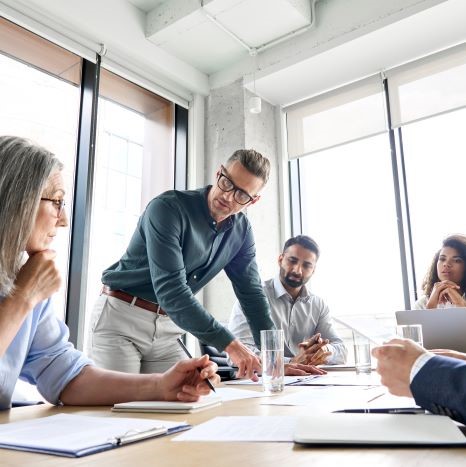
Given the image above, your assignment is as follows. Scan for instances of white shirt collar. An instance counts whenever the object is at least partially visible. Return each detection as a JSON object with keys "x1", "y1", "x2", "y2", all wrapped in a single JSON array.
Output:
[{"x1": 272, "y1": 275, "x2": 311, "y2": 301}]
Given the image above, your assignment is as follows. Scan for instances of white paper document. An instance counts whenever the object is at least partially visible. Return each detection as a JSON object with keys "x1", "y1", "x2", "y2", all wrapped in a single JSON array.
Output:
[
  {"x1": 174, "y1": 416, "x2": 297, "y2": 442},
  {"x1": 175, "y1": 413, "x2": 466, "y2": 445},
  {"x1": 260, "y1": 386, "x2": 385, "y2": 412},
  {"x1": 215, "y1": 387, "x2": 268, "y2": 401},
  {"x1": 333, "y1": 316, "x2": 395, "y2": 345},
  {"x1": 224, "y1": 375, "x2": 317, "y2": 386},
  {"x1": 289, "y1": 372, "x2": 381, "y2": 386}
]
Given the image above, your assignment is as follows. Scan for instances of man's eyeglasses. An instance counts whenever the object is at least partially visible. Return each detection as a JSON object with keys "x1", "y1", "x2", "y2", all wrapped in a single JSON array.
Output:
[
  {"x1": 41, "y1": 198, "x2": 66, "y2": 217},
  {"x1": 217, "y1": 166, "x2": 257, "y2": 205}
]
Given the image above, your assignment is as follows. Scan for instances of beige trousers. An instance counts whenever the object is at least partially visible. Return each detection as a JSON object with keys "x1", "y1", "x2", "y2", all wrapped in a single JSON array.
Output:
[{"x1": 89, "y1": 295, "x2": 188, "y2": 374}]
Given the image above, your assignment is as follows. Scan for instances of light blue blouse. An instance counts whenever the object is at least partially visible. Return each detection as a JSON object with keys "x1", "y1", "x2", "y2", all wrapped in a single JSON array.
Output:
[{"x1": 0, "y1": 297, "x2": 92, "y2": 409}]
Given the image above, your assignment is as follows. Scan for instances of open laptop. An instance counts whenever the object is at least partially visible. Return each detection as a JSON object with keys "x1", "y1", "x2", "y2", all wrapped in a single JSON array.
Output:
[{"x1": 395, "y1": 308, "x2": 466, "y2": 352}]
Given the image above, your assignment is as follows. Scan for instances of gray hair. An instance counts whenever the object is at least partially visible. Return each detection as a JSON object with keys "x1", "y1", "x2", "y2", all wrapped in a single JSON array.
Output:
[
  {"x1": 0, "y1": 136, "x2": 63, "y2": 295},
  {"x1": 226, "y1": 149, "x2": 270, "y2": 185}
]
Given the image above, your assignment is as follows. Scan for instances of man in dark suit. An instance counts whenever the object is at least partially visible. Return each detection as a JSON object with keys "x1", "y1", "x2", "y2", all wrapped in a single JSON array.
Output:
[{"x1": 373, "y1": 339, "x2": 466, "y2": 424}]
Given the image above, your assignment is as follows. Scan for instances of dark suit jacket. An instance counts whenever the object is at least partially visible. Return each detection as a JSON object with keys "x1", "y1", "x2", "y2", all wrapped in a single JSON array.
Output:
[{"x1": 411, "y1": 355, "x2": 466, "y2": 423}]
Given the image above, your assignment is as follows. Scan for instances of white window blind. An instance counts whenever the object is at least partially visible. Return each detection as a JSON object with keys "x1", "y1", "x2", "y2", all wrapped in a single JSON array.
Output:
[
  {"x1": 285, "y1": 75, "x2": 387, "y2": 159},
  {"x1": 387, "y1": 42, "x2": 466, "y2": 127}
]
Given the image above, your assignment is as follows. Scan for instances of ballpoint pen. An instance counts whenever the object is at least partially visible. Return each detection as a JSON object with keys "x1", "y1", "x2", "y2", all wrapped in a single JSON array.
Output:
[
  {"x1": 334, "y1": 408, "x2": 426, "y2": 414},
  {"x1": 176, "y1": 338, "x2": 216, "y2": 393}
]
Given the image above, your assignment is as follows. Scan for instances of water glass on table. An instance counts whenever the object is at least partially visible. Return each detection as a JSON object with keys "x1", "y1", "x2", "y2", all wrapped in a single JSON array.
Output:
[
  {"x1": 261, "y1": 329, "x2": 285, "y2": 393},
  {"x1": 352, "y1": 331, "x2": 371, "y2": 375},
  {"x1": 396, "y1": 324, "x2": 423, "y2": 346}
]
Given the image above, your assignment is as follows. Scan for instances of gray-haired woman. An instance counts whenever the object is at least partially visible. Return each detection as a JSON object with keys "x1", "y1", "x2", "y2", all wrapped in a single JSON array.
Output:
[{"x1": 0, "y1": 135, "x2": 218, "y2": 410}]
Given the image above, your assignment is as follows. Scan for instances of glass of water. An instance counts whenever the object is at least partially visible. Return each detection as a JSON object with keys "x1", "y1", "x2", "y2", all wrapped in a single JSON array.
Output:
[
  {"x1": 352, "y1": 331, "x2": 371, "y2": 375},
  {"x1": 396, "y1": 324, "x2": 423, "y2": 346},
  {"x1": 261, "y1": 329, "x2": 285, "y2": 393}
]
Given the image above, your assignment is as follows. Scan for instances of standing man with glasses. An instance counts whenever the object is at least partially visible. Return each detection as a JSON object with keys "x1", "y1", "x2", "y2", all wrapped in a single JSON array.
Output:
[{"x1": 90, "y1": 150, "x2": 275, "y2": 380}]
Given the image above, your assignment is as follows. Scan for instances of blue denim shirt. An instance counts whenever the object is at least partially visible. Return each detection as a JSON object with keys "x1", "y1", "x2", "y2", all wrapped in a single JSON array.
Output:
[
  {"x1": 0, "y1": 298, "x2": 92, "y2": 410},
  {"x1": 102, "y1": 186, "x2": 274, "y2": 350}
]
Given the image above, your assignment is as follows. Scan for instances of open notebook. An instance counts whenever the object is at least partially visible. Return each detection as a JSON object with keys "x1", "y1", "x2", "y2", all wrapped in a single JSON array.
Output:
[
  {"x1": 112, "y1": 397, "x2": 222, "y2": 414},
  {"x1": 294, "y1": 413, "x2": 466, "y2": 446}
]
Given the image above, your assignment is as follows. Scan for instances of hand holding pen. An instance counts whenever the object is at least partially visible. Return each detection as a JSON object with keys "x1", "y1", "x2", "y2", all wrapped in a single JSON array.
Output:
[{"x1": 177, "y1": 337, "x2": 217, "y2": 393}]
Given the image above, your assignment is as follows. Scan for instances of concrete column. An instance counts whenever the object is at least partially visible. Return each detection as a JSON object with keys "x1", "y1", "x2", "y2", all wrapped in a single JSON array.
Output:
[{"x1": 203, "y1": 79, "x2": 281, "y2": 326}]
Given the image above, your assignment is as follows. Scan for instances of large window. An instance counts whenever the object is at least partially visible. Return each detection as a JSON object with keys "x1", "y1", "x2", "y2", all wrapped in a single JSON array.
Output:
[
  {"x1": 0, "y1": 17, "x2": 82, "y2": 401},
  {"x1": 287, "y1": 41, "x2": 466, "y2": 321},
  {"x1": 402, "y1": 107, "x2": 466, "y2": 295},
  {"x1": 0, "y1": 17, "x2": 81, "y2": 319},
  {"x1": 0, "y1": 17, "x2": 186, "y2": 401},
  {"x1": 83, "y1": 69, "x2": 175, "y2": 352},
  {"x1": 299, "y1": 135, "x2": 404, "y2": 318}
]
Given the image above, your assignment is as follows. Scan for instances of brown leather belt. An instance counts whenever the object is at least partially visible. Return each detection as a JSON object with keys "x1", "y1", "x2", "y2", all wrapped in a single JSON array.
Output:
[{"x1": 101, "y1": 285, "x2": 167, "y2": 315}]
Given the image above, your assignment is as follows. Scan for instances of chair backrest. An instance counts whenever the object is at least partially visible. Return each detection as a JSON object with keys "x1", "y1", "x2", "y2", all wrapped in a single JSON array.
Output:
[
  {"x1": 12, "y1": 400, "x2": 45, "y2": 408},
  {"x1": 199, "y1": 342, "x2": 237, "y2": 381}
]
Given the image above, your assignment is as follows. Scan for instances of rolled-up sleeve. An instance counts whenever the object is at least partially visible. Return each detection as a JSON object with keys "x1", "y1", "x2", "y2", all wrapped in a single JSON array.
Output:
[{"x1": 20, "y1": 300, "x2": 92, "y2": 404}]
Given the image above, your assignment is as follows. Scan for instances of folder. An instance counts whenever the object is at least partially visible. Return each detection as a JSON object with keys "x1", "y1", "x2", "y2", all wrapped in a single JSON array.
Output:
[
  {"x1": 0, "y1": 414, "x2": 190, "y2": 457},
  {"x1": 294, "y1": 413, "x2": 466, "y2": 446},
  {"x1": 112, "y1": 397, "x2": 222, "y2": 413}
]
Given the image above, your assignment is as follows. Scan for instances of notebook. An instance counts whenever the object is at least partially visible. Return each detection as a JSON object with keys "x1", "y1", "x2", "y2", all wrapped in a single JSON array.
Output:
[
  {"x1": 112, "y1": 397, "x2": 222, "y2": 413},
  {"x1": 0, "y1": 414, "x2": 190, "y2": 458},
  {"x1": 396, "y1": 308, "x2": 466, "y2": 352},
  {"x1": 294, "y1": 413, "x2": 466, "y2": 446}
]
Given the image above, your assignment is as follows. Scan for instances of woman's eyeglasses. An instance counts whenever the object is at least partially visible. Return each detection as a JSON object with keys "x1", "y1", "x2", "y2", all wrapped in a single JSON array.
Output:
[{"x1": 41, "y1": 198, "x2": 66, "y2": 217}]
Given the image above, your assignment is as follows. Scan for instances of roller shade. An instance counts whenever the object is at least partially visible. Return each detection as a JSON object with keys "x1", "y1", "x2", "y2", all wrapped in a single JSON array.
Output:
[
  {"x1": 285, "y1": 75, "x2": 387, "y2": 159},
  {"x1": 387, "y1": 42, "x2": 466, "y2": 127}
]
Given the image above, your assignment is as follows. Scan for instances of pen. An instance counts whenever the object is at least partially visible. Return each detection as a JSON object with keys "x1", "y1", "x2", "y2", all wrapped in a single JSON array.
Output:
[
  {"x1": 334, "y1": 408, "x2": 426, "y2": 414},
  {"x1": 176, "y1": 337, "x2": 216, "y2": 393},
  {"x1": 111, "y1": 426, "x2": 167, "y2": 446}
]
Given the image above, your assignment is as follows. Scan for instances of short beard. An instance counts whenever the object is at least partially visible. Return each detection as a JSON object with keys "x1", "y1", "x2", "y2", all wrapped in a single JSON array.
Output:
[
  {"x1": 284, "y1": 275, "x2": 303, "y2": 288},
  {"x1": 280, "y1": 267, "x2": 304, "y2": 288}
]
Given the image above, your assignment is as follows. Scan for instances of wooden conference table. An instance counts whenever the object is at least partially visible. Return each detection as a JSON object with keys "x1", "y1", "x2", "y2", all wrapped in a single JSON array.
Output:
[{"x1": 1, "y1": 384, "x2": 466, "y2": 467}]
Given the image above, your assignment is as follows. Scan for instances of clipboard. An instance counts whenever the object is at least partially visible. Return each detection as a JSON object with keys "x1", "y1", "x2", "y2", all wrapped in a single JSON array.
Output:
[{"x1": 0, "y1": 414, "x2": 191, "y2": 457}]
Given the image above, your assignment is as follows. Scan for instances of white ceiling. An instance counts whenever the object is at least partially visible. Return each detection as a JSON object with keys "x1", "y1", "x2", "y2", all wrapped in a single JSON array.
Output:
[
  {"x1": 143, "y1": 0, "x2": 315, "y2": 74},
  {"x1": 2, "y1": 0, "x2": 466, "y2": 107},
  {"x1": 127, "y1": 0, "x2": 164, "y2": 13},
  {"x1": 251, "y1": 0, "x2": 466, "y2": 106},
  {"x1": 126, "y1": 0, "x2": 466, "y2": 105}
]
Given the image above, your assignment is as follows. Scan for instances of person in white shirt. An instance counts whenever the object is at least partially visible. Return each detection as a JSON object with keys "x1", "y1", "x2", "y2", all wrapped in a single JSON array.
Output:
[
  {"x1": 228, "y1": 235, "x2": 347, "y2": 366},
  {"x1": 414, "y1": 234, "x2": 466, "y2": 309}
]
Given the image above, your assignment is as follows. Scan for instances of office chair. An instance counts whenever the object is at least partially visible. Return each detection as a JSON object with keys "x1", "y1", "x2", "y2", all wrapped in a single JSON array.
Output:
[
  {"x1": 199, "y1": 342, "x2": 237, "y2": 381},
  {"x1": 12, "y1": 400, "x2": 45, "y2": 408}
]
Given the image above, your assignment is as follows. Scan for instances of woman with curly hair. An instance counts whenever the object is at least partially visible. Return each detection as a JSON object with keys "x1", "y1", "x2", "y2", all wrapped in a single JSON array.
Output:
[{"x1": 414, "y1": 234, "x2": 466, "y2": 309}]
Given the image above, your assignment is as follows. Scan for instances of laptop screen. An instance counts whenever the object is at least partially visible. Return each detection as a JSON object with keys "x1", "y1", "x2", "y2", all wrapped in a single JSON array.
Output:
[{"x1": 395, "y1": 308, "x2": 466, "y2": 352}]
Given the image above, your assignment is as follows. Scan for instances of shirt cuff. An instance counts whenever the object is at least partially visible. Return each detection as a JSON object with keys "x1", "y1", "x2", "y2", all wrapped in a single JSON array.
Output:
[{"x1": 410, "y1": 352, "x2": 434, "y2": 383}]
